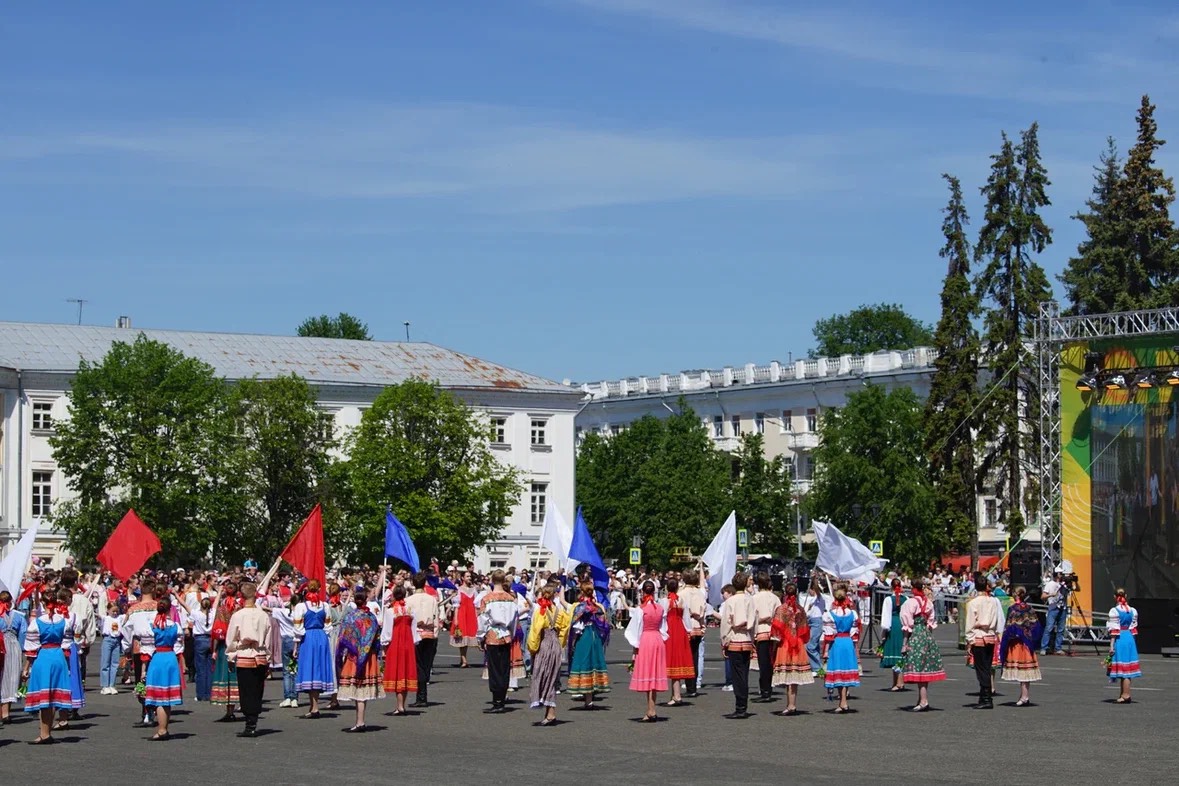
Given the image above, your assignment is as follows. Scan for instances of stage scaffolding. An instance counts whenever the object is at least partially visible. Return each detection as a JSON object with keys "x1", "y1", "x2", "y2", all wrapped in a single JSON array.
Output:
[{"x1": 1032, "y1": 301, "x2": 1179, "y2": 576}]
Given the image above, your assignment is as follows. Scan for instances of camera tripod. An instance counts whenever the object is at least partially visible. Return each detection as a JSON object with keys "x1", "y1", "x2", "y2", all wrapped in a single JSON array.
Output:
[{"x1": 1062, "y1": 581, "x2": 1104, "y2": 656}]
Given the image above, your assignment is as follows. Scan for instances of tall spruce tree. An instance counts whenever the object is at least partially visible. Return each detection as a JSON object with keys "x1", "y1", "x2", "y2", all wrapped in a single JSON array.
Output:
[
  {"x1": 974, "y1": 124, "x2": 1053, "y2": 539},
  {"x1": 1059, "y1": 138, "x2": 1127, "y2": 314},
  {"x1": 1117, "y1": 95, "x2": 1179, "y2": 308},
  {"x1": 924, "y1": 175, "x2": 980, "y2": 564}
]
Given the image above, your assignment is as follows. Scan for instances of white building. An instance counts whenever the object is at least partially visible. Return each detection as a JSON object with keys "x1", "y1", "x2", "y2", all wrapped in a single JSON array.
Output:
[
  {"x1": 575, "y1": 348, "x2": 1008, "y2": 546},
  {"x1": 0, "y1": 321, "x2": 582, "y2": 571}
]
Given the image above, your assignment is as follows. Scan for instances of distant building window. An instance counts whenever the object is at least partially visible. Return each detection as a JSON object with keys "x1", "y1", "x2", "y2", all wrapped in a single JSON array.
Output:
[
  {"x1": 806, "y1": 408, "x2": 819, "y2": 432},
  {"x1": 489, "y1": 559, "x2": 507, "y2": 570},
  {"x1": 530, "y1": 483, "x2": 548, "y2": 524},
  {"x1": 317, "y1": 411, "x2": 336, "y2": 442},
  {"x1": 754, "y1": 412, "x2": 765, "y2": 435},
  {"x1": 984, "y1": 498, "x2": 998, "y2": 529},
  {"x1": 712, "y1": 416, "x2": 723, "y2": 438},
  {"x1": 491, "y1": 417, "x2": 508, "y2": 444},
  {"x1": 731, "y1": 415, "x2": 741, "y2": 437},
  {"x1": 530, "y1": 419, "x2": 547, "y2": 446},
  {"x1": 32, "y1": 401, "x2": 54, "y2": 432},
  {"x1": 32, "y1": 470, "x2": 53, "y2": 517},
  {"x1": 781, "y1": 410, "x2": 793, "y2": 433},
  {"x1": 796, "y1": 455, "x2": 812, "y2": 481}
]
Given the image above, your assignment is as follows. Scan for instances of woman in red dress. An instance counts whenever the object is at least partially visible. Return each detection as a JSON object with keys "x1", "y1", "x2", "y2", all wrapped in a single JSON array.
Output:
[
  {"x1": 381, "y1": 585, "x2": 418, "y2": 716},
  {"x1": 662, "y1": 579, "x2": 695, "y2": 707},
  {"x1": 449, "y1": 572, "x2": 479, "y2": 668}
]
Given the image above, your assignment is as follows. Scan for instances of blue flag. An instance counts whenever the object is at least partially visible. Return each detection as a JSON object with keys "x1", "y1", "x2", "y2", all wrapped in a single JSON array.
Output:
[
  {"x1": 384, "y1": 508, "x2": 420, "y2": 573},
  {"x1": 568, "y1": 506, "x2": 609, "y2": 603}
]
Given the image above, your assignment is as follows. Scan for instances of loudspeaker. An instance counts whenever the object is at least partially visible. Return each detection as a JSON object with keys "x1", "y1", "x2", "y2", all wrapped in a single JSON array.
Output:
[
  {"x1": 1128, "y1": 597, "x2": 1179, "y2": 655},
  {"x1": 1008, "y1": 543, "x2": 1042, "y2": 591}
]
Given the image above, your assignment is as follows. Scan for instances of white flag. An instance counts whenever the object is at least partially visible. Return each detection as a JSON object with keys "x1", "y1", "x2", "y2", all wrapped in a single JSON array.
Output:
[
  {"x1": 0, "y1": 519, "x2": 40, "y2": 595},
  {"x1": 538, "y1": 501, "x2": 572, "y2": 569},
  {"x1": 812, "y1": 520, "x2": 888, "y2": 580},
  {"x1": 702, "y1": 511, "x2": 737, "y2": 608}
]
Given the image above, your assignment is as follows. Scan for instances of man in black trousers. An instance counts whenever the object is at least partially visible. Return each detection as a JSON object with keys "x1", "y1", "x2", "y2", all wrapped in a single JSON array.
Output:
[
  {"x1": 225, "y1": 582, "x2": 273, "y2": 737},
  {"x1": 477, "y1": 570, "x2": 519, "y2": 714},
  {"x1": 406, "y1": 571, "x2": 441, "y2": 708},
  {"x1": 964, "y1": 573, "x2": 1002, "y2": 710}
]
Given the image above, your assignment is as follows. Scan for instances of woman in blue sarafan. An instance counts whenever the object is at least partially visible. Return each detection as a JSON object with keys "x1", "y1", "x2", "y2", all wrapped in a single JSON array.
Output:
[
  {"x1": 143, "y1": 597, "x2": 184, "y2": 741},
  {"x1": 293, "y1": 580, "x2": 335, "y2": 719},
  {"x1": 1106, "y1": 588, "x2": 1141, "y2": 704},
  {"x1": 24, "y1": 589, "x2": 82, "y2": 744},
  {"x1": 822, "y1": 587, "x2": 861, "y2": 714}
]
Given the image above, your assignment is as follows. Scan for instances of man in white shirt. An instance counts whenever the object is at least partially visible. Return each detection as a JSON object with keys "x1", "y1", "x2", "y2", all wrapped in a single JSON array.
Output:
[
  {"x1": 477, "y1": 570, "x2": 519, "y2": 714},
  {"x1": 1040, "y1": 569, "x2": 1066, "y2": 655},
  {"x1": 801, "y1": 577, "x2": 826, "y2": 675},
  {"x1": 269, "y1": 599, "x2": 298, "y2": 708},
  {"x1": 964, "y1": 573, "x2": 1005, "y2": 710}
]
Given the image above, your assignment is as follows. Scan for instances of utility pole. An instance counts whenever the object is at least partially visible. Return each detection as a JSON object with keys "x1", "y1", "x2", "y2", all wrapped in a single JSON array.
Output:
[
  {"x1": 403, "y1": 321, "x2": 411, "y2": 341},
  {"x1": 66, "y1": 298, "x2": 88, "y2": 325}
]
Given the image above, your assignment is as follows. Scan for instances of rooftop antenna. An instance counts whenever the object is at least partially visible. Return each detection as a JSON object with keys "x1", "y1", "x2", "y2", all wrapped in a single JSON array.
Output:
[
  {"x1": 66, "y1": 298, "x2": 88, "y2": 325},
  {"x1": 403, "y1": 321, "x2": 411, "y2": 341}
]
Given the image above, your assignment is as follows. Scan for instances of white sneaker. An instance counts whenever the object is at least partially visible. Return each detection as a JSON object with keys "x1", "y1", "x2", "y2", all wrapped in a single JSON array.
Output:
[{"x1": 722, "y1": 685, "x2": 734, "y2": 692}]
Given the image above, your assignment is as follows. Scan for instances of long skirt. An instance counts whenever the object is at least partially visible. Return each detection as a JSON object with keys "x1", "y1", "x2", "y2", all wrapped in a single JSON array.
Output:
[
  {"x1": 67, "y1": 646, "x2": 85, "y2": 709},
  {"x1": 824, "y1": 637, "x2": 860, "y2": 688},
  {"x1": 630, "y1": 630, "x2": 668, "y2": 692},
  {"x1": 529, "y1": 627, "x2": 562, "y2": 709},
  {"x1": 210, "y1": 640, "x2": 239, "y2": 705},
  {"x1": 338, "y1": 655, "x2": 384, "y2": 702},
  {"x1": 902, "y1": 620, "x2": 946, "y2": 684},
  {"x1": 772, "y1": 638, "x2": 814, "y2": 686},
  {"x1": 880, "y1": 619, "x2": 905, "y2": 668},
  {"x1": 382, "y1": 628, "x2": 418, "y2": 695},
  {"x1": 144, "y1": 651, "x2": 184, "y2": 707},
  {"x1": 25, "y1": 649, "x2": 72, "y2": 712},
  {"x1": 295, "y1": 628, "x2": 335, "y2": 693},
  {"x1": 1109, "y1": 633, "x2": 1141, "y2": 680},
  {"x1": 510, "y1": 637, "x2": 527, "y2": 681},
  {"x1": 1000, "y1": 641, "x2": 1042, "y2": 683},
  {"x1": 664, "y1": 618, "x2": 695, "y2": 681},
  {"x1": 567, "y1": 627, "x2": 610, "y2": 694},
  {"x1": 1, "y1": 629, "x2": 20, "y2": 703}
]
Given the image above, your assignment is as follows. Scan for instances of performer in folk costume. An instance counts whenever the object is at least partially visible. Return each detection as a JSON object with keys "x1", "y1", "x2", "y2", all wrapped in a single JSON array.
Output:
[
  {"x1": 627, "y1": 580, "x2": 670, "y2": 722},
  {"x1": 326, "y1": 583, "x2": 346, "y2": 710},
  {"x1": 477, "y1": 571, "x2": 519, "y2": 715},
  {"x1": 821, "y1": 587, "x2": 861, "y2": 714},
  {"x1": 225, "y1": 582, "x2": 273, "y2": 739},
  {"x1": 336, "y1": 587, "x2": 384, "y2": 732},
  {"x1": 679, "y1": 569, "x2": 707, "y2": 697},
  {"x1": 963, "y1": 572, "x2": 1005, "y2": 710},
  {"x1": 567, "y1": 581, "x2": 611, "y2": 710},
  {"x1": 449, "y1": 571, "x2": 479, "y2": 668},
  {"x1": 0, "y1": 590, "x2": 30, "y2": 723},
  {"x1": 293, "y1": 579, "x2": 335, "y2": 719},
  {"x1": 527, "y1": 585, "x2": 570, "y2": 726},
  {"x1": 381, "y1": 584, "x2": 418, "y2": 716},
  {"x1": 142, "y1": 597, "x2": 184, "y2": 740},
  {"x1": 405, "y1": 571, "x2": 441, "y2": 708},
  {"x1": 1000, "y1": 586, "x2": 1043, "y2": 706},
  {"x1": 900, "y1": 578, "x2": 945, "y2": 711},
  {"x1": 122, "y1": 579, "x2": 163, "y2": 728},
  {"x1": 1106, "y1": 588, "x2": 1141, "y2": 703},
  {"x1": 24, "y1": 589, "x2": 82, "y2": 744},
  {"x1": 720, "y1": 572, "x2": 757, "y2": 720},
  {"x1": 770, "y1": 582, "x2": 813, "y2": 716},
  {"x1": 210, "y1": 580, "x2": 241, "y2": 721},
  {"x1": 879, "y1": 578, "x2": 908, "y2": 691},
  {"x1": 661, "y1": 578, "x2": 695, "y2": 707},
  {"x1": 751, "y1": 572, "x2": 780, "y2": 703}
]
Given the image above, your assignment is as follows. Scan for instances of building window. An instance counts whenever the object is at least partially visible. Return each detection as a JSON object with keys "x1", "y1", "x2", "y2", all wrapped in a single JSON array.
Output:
[
  {"x1": 806, "y1": 408, "x2": 819, "y2": 432},
  {"x1": 491, "y1": 416, "x2": 508, "y2": 444},
  {"x1": 489, "y1": 559, "x2": 507, "y2": 570},
  {"x1": 530, "y1": 419, "x2": 547, "y2": 446},
  {"x1": 731, "y1": 415, "x2": 741, "y2": 437},
  {"x1": 32, "y1": 470, "x2": 53, "y2": 517},
  {"x1": 781, "y1": 410, "x2": 793, "y2": 433},
  {"x1": 31, "y1": 401, "x2": 54, "y2": 432},
  {"x1": 796, "y1": 455, "x2": 812, "y2": 481},
  {"x1": 317, "y1": 411, "x2": 336, "y2": 442},
  {"x1": 712, "y1": 416, "x2": 723, "y2": 438},
  {"x1": 984, "y1": 498, "x2": 998, "y2": 529},
  {"x1": 754, "y1": 412, "x2": 765, "y2": 435},
  {"x1": 530, "y1": 483, "x2": 548, "y2": 524}
]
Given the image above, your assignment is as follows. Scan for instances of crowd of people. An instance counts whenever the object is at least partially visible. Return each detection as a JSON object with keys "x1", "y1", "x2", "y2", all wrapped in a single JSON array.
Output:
[{"x1": 0, "y1": 556, "x2": 1145, "y2": 744}]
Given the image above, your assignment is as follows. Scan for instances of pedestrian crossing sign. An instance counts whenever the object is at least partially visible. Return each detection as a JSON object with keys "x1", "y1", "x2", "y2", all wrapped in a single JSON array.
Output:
[
  {"x1": 629, "y1": 547, "x2": 642, "y2": 565},
  {"x1": 869, "y1": 540, "x2": 884, "y2": 557}
]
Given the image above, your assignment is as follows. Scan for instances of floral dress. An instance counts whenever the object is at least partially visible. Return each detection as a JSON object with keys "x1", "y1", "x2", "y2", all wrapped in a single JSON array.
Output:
[{"x1": 900, "y1": 594, "x2": 945, "y2": 684}]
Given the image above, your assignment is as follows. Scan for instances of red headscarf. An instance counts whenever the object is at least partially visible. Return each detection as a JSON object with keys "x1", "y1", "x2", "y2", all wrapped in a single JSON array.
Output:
[
  {"x1": 641, "y1": 593, "x2": 655, "y2": 606},
  {"x1": 153, "y1": 612, "x2": 171, "y2": 630},
  {"x1": 304, "y1": 591, "x2": 321, "y2": 605},
  {"x1": 666, "y1": 592, "x2": 679, "y2": 604},
  {"x1": 536, "y1": 597, "x2": 554, "y2": 616}
]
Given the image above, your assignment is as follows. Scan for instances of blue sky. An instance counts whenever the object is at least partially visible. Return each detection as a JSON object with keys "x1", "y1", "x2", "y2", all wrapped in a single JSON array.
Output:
[{"x1": 2, "y1": 1, "x2": 1178, "y2": 382}]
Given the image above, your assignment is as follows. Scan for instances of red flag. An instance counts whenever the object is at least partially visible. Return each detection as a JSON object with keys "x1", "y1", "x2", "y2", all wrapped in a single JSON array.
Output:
[
  {"x1": 96, "y1": 509, "x2": 162, "y2": 581},
  {"x1": 280, "y1": 504, "x2": 326, "y2": 588}
]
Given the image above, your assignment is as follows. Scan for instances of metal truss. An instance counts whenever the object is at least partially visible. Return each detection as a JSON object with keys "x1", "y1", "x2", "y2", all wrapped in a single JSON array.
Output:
[{"x1": 1033, "y1": 302, "x2": 1179, "y2": 576}]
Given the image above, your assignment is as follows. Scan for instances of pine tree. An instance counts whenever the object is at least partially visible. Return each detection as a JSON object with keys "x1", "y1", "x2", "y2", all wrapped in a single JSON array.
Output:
[
  {"x1": 974, "y1": 124, "x2": 1053, "y2": 539},
  {"x1": 1117, "y1": 96, "x2": 1179, "y2": 308},
  {"x1": 1059, "y1": 138, "x2": 1127, "y2": 314},
  {"x1": 924, "y1": 175, "x2": 980, "y2": 564}
]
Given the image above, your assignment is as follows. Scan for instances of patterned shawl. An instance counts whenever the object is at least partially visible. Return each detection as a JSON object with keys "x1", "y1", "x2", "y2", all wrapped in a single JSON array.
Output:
[
  {"x1": 770, "y1": 601, "x2": 809, "y2": 655},
  {"x1": 336, "y1": 608, "x2": 380, "y2": 672},
  {"x1": 1000, "y1": 601, "x2": 1043, "y2": 660}
]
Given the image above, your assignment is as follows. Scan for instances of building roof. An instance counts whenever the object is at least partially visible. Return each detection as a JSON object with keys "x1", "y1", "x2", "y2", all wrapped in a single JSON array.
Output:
[{"x1": 0, "y1": 321, "x2": 573, "y2": 394}]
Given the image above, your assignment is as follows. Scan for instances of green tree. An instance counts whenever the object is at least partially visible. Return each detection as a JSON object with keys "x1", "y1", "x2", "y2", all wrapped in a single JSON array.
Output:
[
  {"x1": 974, "y1": 124, "x2": 1054, "y2": 539},
  {"x1": 924, "y1": 175, "x2": 980, "y2": 564},
  {"x1": 576, "y1": 402, "x2": 732, "y2": 567},
  {"x1": 50, "y1": 335, "x2": 246, "y2": 566},
  {"x1": 339, "y1": 379, "x2": 521, "y2": 564},
  {"x1": 229, "y1": 374, "x2": 336, "y2": 564},
  {"x1": 809, "y1": 383, "x2": 940, "y2": 573},
  {"x1": 1059, "y1": 137, "x2": 1129, "y2": 315},
  {"x1": 730, "y1": 432, "x2": 796, "y2": 556},
  {"x1": 810, "y1": 303, "x2": 934, "y2": 358},
  {"x1": 297, "y1": 313, "x2": 372, "y2": 341}
]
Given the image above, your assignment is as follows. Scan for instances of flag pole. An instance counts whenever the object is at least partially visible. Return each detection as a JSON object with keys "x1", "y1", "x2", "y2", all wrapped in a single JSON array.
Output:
[{"x1": 257, "y1": 557, "x2": 283, "y2": 595}]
